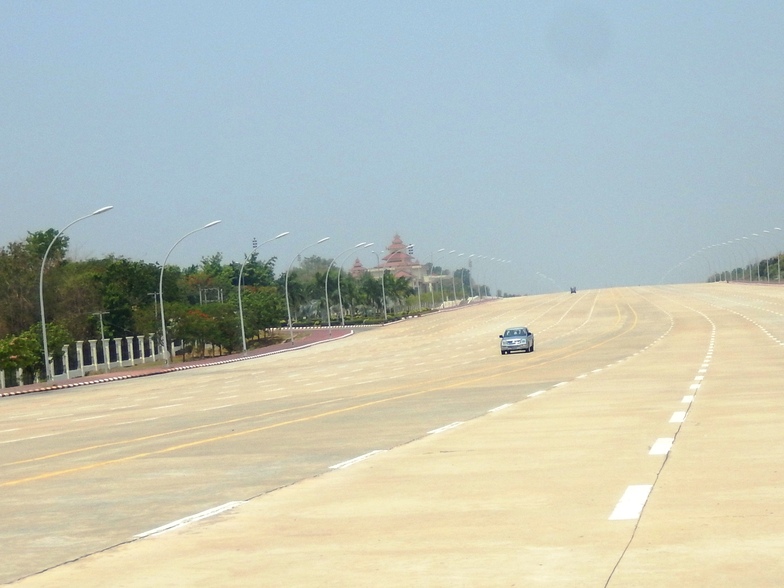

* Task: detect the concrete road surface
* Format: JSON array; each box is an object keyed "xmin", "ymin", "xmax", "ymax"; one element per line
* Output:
[{"xmin": 3, "ymin": 284, "xmax": 784, "ymax": 586}]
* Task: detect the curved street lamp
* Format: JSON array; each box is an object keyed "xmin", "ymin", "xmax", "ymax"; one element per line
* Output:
[
  {"xmin": 729, "ymin": 238, "xmax": 748, "ymax": 281},
  {"xmin": 742, "ymin": 236, "xmax": 761, "ymax": 281},
  {"xmin": 337, "ymin": 243, "xmax": 373, "ymax": 326},
  {"xmin": 467, "ymin": 254, "xmax": 476, "ymax": 299},
  {"xmin": 451, "ymin": 252, "xmax": 465, "ymax": 302},
  {"xmin": 159, "ymin": 220, "xmax": 222, "ymax": 364},
  {"xmin": 370, "ymin": 250, "xmax": 388, "ymax": 322},
  {"xmin": 427, "ymin": 248, "xmax": 445, "ymax": 308},
  {"xmin": 430, "ymin": 249, "xmax": 452, "ymax": 308},
  {"xmin": 370, "ymin": 241, "xmax": 417, "ymax": 321},
  {"xmin": 325, "ymin": 242, "xmax": 367, "ymax": 332},
  {"xmin": 285, "ymin": 237, "xmax": 330, "ymax": 344},
  {"xmin": 39, "ymin": 205, "xmax": 113, "ymax": 380},
  {"xmin": 444, "ymin": 250, "xmax": 456, "ymax": 303},
  {"xmin": 238, "ymin": 231, "xmax": 289, "ymax": 353}
]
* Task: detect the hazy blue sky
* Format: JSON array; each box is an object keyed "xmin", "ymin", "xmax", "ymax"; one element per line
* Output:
[{"xmin": 2, "ymin": 1, "xmax": 783, "ymax": 293}]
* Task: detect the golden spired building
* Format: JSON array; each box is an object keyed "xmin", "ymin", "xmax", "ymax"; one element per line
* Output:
[
  {"xmin": 366, "ymin": 234, "xmax": 438, "ymax": 292},
  {"xmin": 349, "ymin": 234, "xmax": 445, "ymax": 295}
]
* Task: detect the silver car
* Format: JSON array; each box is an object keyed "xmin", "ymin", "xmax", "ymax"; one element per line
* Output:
[{"xmin": 499, "ymin": 327, "xmax": 534, "ymax": 355}]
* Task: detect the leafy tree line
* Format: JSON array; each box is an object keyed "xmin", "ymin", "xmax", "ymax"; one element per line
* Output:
[
  {"xmin": 0, "ymin": 231, "xmax": 484, "ymax": 380},
  {"xmin": 708, "ymin": 254, "xmax": 784, "ymax": 283}
]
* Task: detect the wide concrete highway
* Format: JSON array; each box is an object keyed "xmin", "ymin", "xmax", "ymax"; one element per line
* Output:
[{"xmin": 3, "ymin": 283, "xmax": 784, "ymax": 586}]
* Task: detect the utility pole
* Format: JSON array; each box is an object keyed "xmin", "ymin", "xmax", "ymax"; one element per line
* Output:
[
  {"xmin": 91, "ymin": 311, "xmax": 109, "ymax": 341},
  {"xmin": 148, "ymin": 292, "xmax": 159, "ymax": 321}
]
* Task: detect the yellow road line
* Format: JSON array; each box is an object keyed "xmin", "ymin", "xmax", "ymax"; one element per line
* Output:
[{"xmin": 1, "ymin": 294, "xmax": 644, "ymax": 488}]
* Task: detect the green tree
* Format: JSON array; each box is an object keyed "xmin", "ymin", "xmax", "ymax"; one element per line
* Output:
[
  {"xmin": 0, "ymin": 240, "xmax": 40, "ymax": 336},
  {"xmin": 26, "ymin": 229, "xmax": 69, "ymax": 262},
  {"xmin": 0, "ymin": 322, "xmax": 70, "ymax": 381},
  {"xmin": 0, "ymin": 328, "xmax": 40, "ymax": 373},
  {"xmin": 386, "ymin": 275, "xmax": 415, "ymax": 308},
  {"xmin": 96, "ymin": 257, "xmax": 161, "ymax": 336},
  {"xmin": 359, "ymin": 272, "xmax": 384, "ymax": 314},
  {"xmin": 240, "ymin": 286, "xmax": 287, "ymax": 339}
]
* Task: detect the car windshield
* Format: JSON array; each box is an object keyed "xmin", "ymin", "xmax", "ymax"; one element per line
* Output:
[{"xmin": 504, "ymin": 329, "xmax": 524, "ymax": 337}]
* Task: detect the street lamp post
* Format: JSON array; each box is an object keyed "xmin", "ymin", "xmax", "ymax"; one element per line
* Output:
[
  {"xmin": 759, "ymin": 230, "xmax": 778, "ymax": 282},
  {"xmin": 445, "ymin": 250, "xmax": 456, "ymax": 303},
  {"xmin": 338, "ymin": 243, "xmax": 372, "ymax": 326},
  {"xmin": 430, "ymin": 249, "xmax": 452, "ymax": 308},
  {"xmin": 454, "ymin": 252, "xmax": 465, "ymax": 301},
  {"xmin": 159, "ymin": 220, "xmax": 221, "ymax": 364},
  {"xmin": 39, "ymin": 205, "xmax": 113, "ymax": 380},
  {"xmin": 238, "ymin": 231, "xmax": 289, "ymax": 354},
  {"xmin": 370, "ymin": 251, "xmax": 388, "ymax": 323},
  {"xmin": 428, "ymin": 248, "xmax": 445, "ymax": 308},
  {"xmin": 722, "ymin": 242, "xmax": 738, "ymax": 281},
  {"xmin": 482, "ymin": 257, "xmax": 495, "ymax": 297},
  {"xmin": 371, "ymin": 242, "xmax": 415, "ymax": 320},
  {"xmin": 467, "ymin": 254, "xmax": 476, "ymax": 299},
  {"xmin": 743, "ymin": 236, "xmax": 761, "ymax": 281},
  {"xmin": 285, "ymin": 237, "xmax": 330, "ymax": 344},
  {"xmin": 91, "ymin": 311, "xmax": 108, "ymax": 341},
  {"xmin": 476, "ymin": 256, "xmax": 488, "ymax": 298},
  {"xmin": 325, "ymin": 242, "xmax": 367, "ymax": 331},
  {"xmin": 91, "ymin": 310, "xmax": 109, "ymax": 373},
  {"xmin": 730, "ymin": 239, "xmax": 747, "ymax": 281}
]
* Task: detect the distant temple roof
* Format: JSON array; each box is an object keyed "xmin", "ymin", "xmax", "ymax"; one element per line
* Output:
[
  {"xmin": 381, "ymin": 234, "xmax": 417, "ymax": 267},
  {"xmin": 350, "ymin": 257, "xmax": 366, "ymax": 278},
  {"xmin": 376, "ymin": 234, "xmax": 422, "ymax": 280}
]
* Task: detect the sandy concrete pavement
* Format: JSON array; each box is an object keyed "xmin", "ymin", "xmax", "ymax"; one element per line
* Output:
[
  {"xmin": 9, "ymin": 285, "xmax": 784, "ymax": 587},
  {"xmin": 1, "ymin": 328, "xmax": 353, "ymax": 398}
]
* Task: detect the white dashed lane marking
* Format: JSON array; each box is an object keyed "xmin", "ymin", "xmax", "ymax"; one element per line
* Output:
[
  {"xmin": 670, "ymin": 411, "xmax": 687, "ymax": 424},
  {"xmin": 329, "ymin": 450, "xmax": 387, "ymax": 470},
  {"xmin": 609, "ymin": 484, "xmax": 653, "ymax": 521},
  {"xmin": 649, "ymin": 438, "xmax": 674, "ymax": 455},
  {"xmin": 428, "ymin": 422, "xmax": 463, "ymax": 435}
]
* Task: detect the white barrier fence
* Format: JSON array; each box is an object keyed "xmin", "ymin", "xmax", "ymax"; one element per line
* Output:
[{"xmin": 0, "ymin": 335, "xmax": 184, "ymax": 390}]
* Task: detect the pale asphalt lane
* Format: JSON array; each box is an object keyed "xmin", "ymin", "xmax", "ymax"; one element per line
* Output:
[{"xmin": 4, "ymin": 283, "xmax": 784, "ymax": 586}]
